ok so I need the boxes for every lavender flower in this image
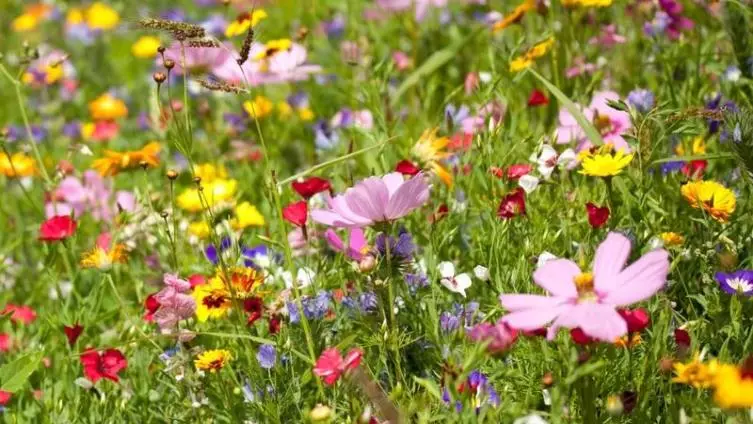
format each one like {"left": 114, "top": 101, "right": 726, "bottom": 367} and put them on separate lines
{"left": 358, "top": 292, "right": 378, "bottom": 313}
{"left": 375, "top": 231, "right": 416, "bottom": 260}
{"left": 257, "top": 344, "right": 277, "bottom": 369}
{"left": 627, "top": 89, "right": 654, "bottom": 113}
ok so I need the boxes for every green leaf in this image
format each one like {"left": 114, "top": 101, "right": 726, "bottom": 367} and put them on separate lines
{"left": 649, "top": 153, "right": 736, "bottom": 165}
{"left": 0, "top": 351, "right": 44, "bottom": 393}
{"left": 412, "top": 377, "right": 443, "bottom": 402}
{"left": 528, "top": 68, "right": 604, "bottom": 147}
{"left": 564, "top": 360, "right": 606, "bottom": 386}
{"left": 391, "top": 27, "right": 483, "bottom": 105}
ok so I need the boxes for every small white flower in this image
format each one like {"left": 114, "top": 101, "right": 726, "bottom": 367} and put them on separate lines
{"left": 518, "top": 174, "right": 540, "bottom": 194}
{"left": 536, "top": 251, "right": 558, "bottom": 269}
{"left": 536, "top": 145, "right": 576, "bottom": 178}
{"left": 478, "top": 72, "right": 492, "bottom": 83}
{"left": 438, "top": 261, "right": 472, "bottom": 297}
{"left": 281, "top": 268, "right": 316, "bottom": 289}
{"left": 75, "top": 377, "right": 93, "bottom": 390}
{"left": 473, "top": 265, "right": 490, "bottom": 281}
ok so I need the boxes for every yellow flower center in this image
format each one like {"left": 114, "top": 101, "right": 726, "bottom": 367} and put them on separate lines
{"left": 574, "top": 272, "right": 596, "bottom": 301}
{"left": 593, "top": 113, "right": 613, "bottom": 136}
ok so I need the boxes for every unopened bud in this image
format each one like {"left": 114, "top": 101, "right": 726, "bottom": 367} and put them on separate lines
{"left": 309, "top": 404, "right": 332, "bottom": 421}
{"left": 166, "top": 169, "right": 178, "bottom": 180}
{"left": 192, "top": 176, "right": 202, "bottom": 185}
{"left": 541, "top": 372, "right": 554, "bottom": 387}
{"left": 606, "top": 394, "right": 623, "bottom": 416}
{"left": 157, "top": 46, "right": 166, "bottom": 54}
{"left": 160, "top": 211, "right": 169, "bottom": 219}
{"left": 358, "top": 255, "right": 376, "bottom": 273}
{"left": 659, "top": 357, "right": 674, "bottom": 374}
{"left": 164, "top": 59, "right": 175, "bottom": 70}
{"left": 153, "top": 72, "right": 167, "bottom": 84}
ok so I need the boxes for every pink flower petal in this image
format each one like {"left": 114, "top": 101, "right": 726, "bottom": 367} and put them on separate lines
{"left": 593, "top": 232, "right": 632, "bottom": 293}
{"left": 501, "top": 305, "right": 571, "bottom": 330}
{"left": 499, "top": 294, "right": 569, "bottom": 311}
{"left": 602, "top": 250, "right": 669, "bottom": 306}
{"left": 532, "top": 259, "right": 580, "bottom": 298}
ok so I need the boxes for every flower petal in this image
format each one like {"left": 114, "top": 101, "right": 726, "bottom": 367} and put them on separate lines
{"left": 593, "top": 232, "right": 632, "bottom": 293}
{"left": 602, "top": 250, "right": 669, "bottom": 306}
{"left": 500, "top": 294, "right": 569, "bottom": 311}
{"left": 532, "top": 259, "right": 580, "bottom": 297}
{"left": 502, "top": 305, "right": 570, "bottom": 330}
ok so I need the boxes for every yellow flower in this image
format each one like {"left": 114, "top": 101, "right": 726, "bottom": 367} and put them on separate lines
{"left": 67, "top": 8, "right": 85, "bottom": 25}
{"left": 231, "top": 202, "right": 265, "bottom": 230}
{"left": 660, "top": 232, "right": 685, "bottom": 247}
{"left": 492, "top": 0, "right": 536, "bottom": 33}
{"left": 91, "top": 142, "right": 161, "bottom": 176}
{"left": 509, "top": 38, "right": 555, "bottom": 73}
{"left": 412, "top": 128, "right": 453, "bottom": 187}
{"left": 80, "top": 244, "right": 127, "bottom": 270}
{"left": 253, "top": 39, "right": 293, "bottom": 60}
{"left": 131, "top": 36, "right": 161, "bottom": 58}
{"left": 193, "top": 278, "right": 232, "bottom": 322}
{"left": 298, "top": 107, "right": 315, "bottom": 121}
{"left": 243, "top": 96, "right": 274, "bottom": 119}
{"left": 680, "top": 180, "right": 736, "bottom": 223}
{"left": 213, "top": 267, "right": 265, "bottom": 297}
{"left": 23, "top": 61, "right": 64, "bottom": 85}
{"left": 89, "top": 93, "right": 128, "bottom": 121}
{"left": 277, "top": 102, "right": 293, "bottom": 117}
{"left": 713, "top": 361, "right": 753, "bottom": 409}
{"left": 225, "top": 10, "right": 267, "bottom": 37}
{"left": 85, "top": 2, "right": 120, "bottom": 31}
{"left": 673, "top": 354, "right": 720, "bottom": 389}
{"left": 188, "top": 221, "right": 211, "bottom": 239}
{"left": 11, "top": 4, "right": 53, "bottom": 32}
{"left": 614, "top": 333, "right": 641, "bottom": 348}
{"left": 675, "top": 136, "right": 706, "bottom": 156}
{"left": 194, "top": 349, "right": 232, "bottom": 372}
{"left": 0, "top": 153, "right": 36, "bottom": 178}
{"left": 193, "top": 163, "right": 227, "bottom": 183}
{"left": 177, "top": 179, "right": 237, "bottom": 212}
{"left": 579, "top": 150, "right": 634, "bottom": 177}
{"left": 562, "top": 0, "right": 613, "bottom": 7}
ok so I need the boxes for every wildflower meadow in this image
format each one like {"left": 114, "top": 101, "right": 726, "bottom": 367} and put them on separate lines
{"left": 3, "top": 0, "right": 753, "bottom": 422}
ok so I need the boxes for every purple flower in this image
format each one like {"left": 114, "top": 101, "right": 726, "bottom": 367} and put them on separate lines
{"left": 313, "top": 120, "right": 340, "bottom": 150}
{"left": 242, "top": 245, "right": 275, "bottom": 269}
{"left": 375, "top": 231, "right": 416, "bottom": 260}
{"left": 205, "top": 237, "right": 233, "bottom": 265}
{"left": 440, "top": 311, "right": 460, "bottom": 333}
{"left": 627, "top": 89, "right": 654, "bottom": 113}
{"left": 311, "top": 173, "right": 430, "bottom": 228}
{"left": 358, "top": 292, "right": 378, "bottom": 313}
{"left": 321, "top": 14, "right": 346, "bottom": 38}
{"left": 405, "top": 273, "right": 429, "bottom": 293}
{"left": 715, "top": 270, "right": 753, "bottom": 295}
{"left": 62, "top": 122, "right": 82, "bottom": 139}
{"left": 256, "top": 344, "right": 277, "bottom": 369}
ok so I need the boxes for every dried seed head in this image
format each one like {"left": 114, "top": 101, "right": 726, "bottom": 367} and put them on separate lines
{"left": 160, "top": 211, "right": 169, "bottom": 219}
{"left": 237, "top": 28, "right": 255, "bottom": 66}
{"left": 192, "top": 176, "right": 202, "bottom": 185}
{"left": 153, "top": 72, "right": 167, "bottom": 84}
{"left": 187, "top": 39, "right": 220, "bottom": 48}
{"left": 164, "top": 59, "right": 175, "bottom": 70}
{"left": 137, "top": 18, "right": 205, "bottom": 40}
{"left": 166, "top": 169, "right": 178, "bottom": 180}
{"left": 196, "top": 79, "right": 244, "bottom": 93}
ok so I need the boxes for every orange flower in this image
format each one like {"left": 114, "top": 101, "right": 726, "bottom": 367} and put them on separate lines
{"left": 492, "top": 0, "right": 536, "bottom": 33}
{"left": 91, "top": 142, "right": 161, "bottom": 176}
{"left": 89, "top": 93, "right": 128, "bottom": 121}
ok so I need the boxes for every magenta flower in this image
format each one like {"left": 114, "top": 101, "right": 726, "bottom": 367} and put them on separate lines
{"left": 311, "top": 173, "right": 430, "bottom": 228}
{"left": 153, "top": 274, "right": 196, "bottom": 332}
{"left": 467, "top": 320, "right": 518, "bottom": 355}
{"left": 554, "top": 91, "right": 632, "bottom": 153}
{"left": 499, "top": 232, "right": 669, "bottom": 342}
{"left": 324, "top": 228, "right": 369, "bottom": 260}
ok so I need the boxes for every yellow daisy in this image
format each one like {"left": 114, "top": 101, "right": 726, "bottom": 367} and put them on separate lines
{"left": 231, "top": 202, "right": 265, "bottom": 230}
{"left": 713, "top": 360, "right": 753, "bottom": 409}
{"left": 672, "top": 354, "right": 719, "bottom": 389}
{"left": 561, "top": 0, "right": 613, "bottom": 7}
{"left": 412, "top": 128, "right": 453, "bottom": 186}
{"left": 492, "top": 0, "right": 536, "bottom": 33}
{"left": 0, "top": 153, "right": 36, "bottom": 178}
{"left": 579, "top": 150, "right": 634, "bottom": 177}
{"left": 660, "top": 232, "right": 685, "bottom": 247}
{"left": 510, "top": 38, "right": 555, "bottom": 73}
{"left": 91, "top": 142, "right": 161, "bottom": 177}
{"left": 177, "top": 179, "right": 238, "bottom": 212}
{"left": 193, "top": 278, "right": 232, "bottom": 322}
{"left": 225, "top": 10, "right": 267, "bottom": 37}
{"left": 85, "top": 2, "right": 120, "bottom": 31}
{"left": 131, "top": 36, "right": 161, "bottom": 59}
{"left": 194, "top": 349, "right": 232, "bottom": 372}
{"left": 680, "top": 180, "right": 736, "bottom": 223}
{"left": 89, "top": 93, "right": 128, "bottom": 121}
{"left": 243, "top": 96, "right": 274, "bottom": 119}
{"left": 80, "top": 244, "right": 127, "bottom": 270}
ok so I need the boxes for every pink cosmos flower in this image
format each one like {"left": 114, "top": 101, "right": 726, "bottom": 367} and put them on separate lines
{"left": 311, "top": 173, "right": 430, "bottom": 228}
{"left": 313, "top": 347, "right": 363, "bottom": 385}
{"left": 499, "top": 232, "right": 669, "bottom": 342}
{"left": 554, "top": 91, "right": 632, "bottom": 153}
{"left": 45, "top": 170, "right": 136, "bottom": 221}
{"left": 162, "top": 42, "right": 232, "bottom": 76}
{"left": 152, "top": 274, "right": 196, "bottom": 332}
{"left": 217, "top": 42, "right": 321, "bottom": 86}
{"left": 324, "top": 228, "right": 369, "bottom": 261}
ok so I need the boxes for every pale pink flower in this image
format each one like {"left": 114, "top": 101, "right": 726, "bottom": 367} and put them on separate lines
{"left": 374, "top": 0, "right": 448, "bottom": 21}
{"left": 162, "top": 42, "right": 232, "bottom": 76}
{"left": 324, "top": 228, "right": 369, "bottom": 261}
{"left": 499, "top": 232, "right": 669, "bottom": 342}
{"left": 588, "top": 25, "right": 627, "bottom": 47}
{"left": 45, "top": 171, "right": 136, "bottom": 221}
{"left": 554, "top": 91, "right": 632, "bottom": 153}
{"left": 153, "top": 273, "right": 195, "bottom": 332}
{"left": 565, "top": 56, "right": 598, "bottom": 79}
{"left": 216, "top": 43, "right": 321, "bottom": 86}
{"left": 311, "top": 173, "right": 430, "bottom": 228}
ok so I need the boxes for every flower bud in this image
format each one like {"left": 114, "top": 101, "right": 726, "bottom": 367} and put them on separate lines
{"left": 358, "top": 255, "right": 376, "bottom": 273}
{"left": 309, "top": 404, "right": 332, "bottom": 421}
{"left": 166, "top": 169, "right": 178, "bottom": 180}
{"left": 153, "top": 72, "right": 167, "bottom": 84}
{"left": 606, "top": 394, "right": 623, "bottom": 416}
{"left": 164, "top": 59, "right": 175, "bottom": 70}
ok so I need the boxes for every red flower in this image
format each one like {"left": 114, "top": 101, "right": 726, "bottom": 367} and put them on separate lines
{"left": 497, "top": 188, "right": 526, "bottom": 219}
{"left": 39, "top": 216, "right": 77, "bottom": 242}
{"left": 2, "top": 304, "right": 37, "bottom": 325}
{"left": 681, "top": 160, "right": 707, "bottom": 179}
{"left": 0, "top": 391, "right": 11, "bottom": 406}
{"left": 527, "top": 89, "right": 549, "bottom": 107}
{"left": 0, "top": 333, "right": 11, "bottom": 353}
{"left": 143, "top": 293, "right": 160, "bottom": 322}
{"left": 448, "top": 133, "right": 472, "bottom": 151}
{"left": 522, "top": 328, "right": 547, "bottom": 338}
{"left": 80, "top": 348, "right": 128, "bottom": 383}
{"left": 395, "top": 159, "right": 421, "bottom": 176}
{"left": 292, "top": 177, "right": 331, "bottom": 199}
{"left": 489, "top": 166, "right": 505, "bottom": 179}
{"left": 570, "top": 328, "right": 595, "bottom": 345}
{"left": 243, "top": 297, "right": 264, "bottom": 326}
{"left": 64, "top": 324, "right": 84, "bottom": 346}
{"left": 674, "top": 329, "right": 691, "bottom": 348}
{"left": 313, "top": 347, "right": 363, "bottom": 385}
{"left": 282, "top": 201, "right": 308, "bottom": 227}
{"left": 585, "top": 202, "right": 610, "bottom": 229}
{"left": 506, "top": 164, "right": 533, "bottom": 180}
{"left": 188, "top": 274, "right": 206, "bottom": 288}
{"left": 618, "top": 308, "right": 650, "bottom": 333}
{"left": 268, "top": 315, "right": 282, "bottom": 335}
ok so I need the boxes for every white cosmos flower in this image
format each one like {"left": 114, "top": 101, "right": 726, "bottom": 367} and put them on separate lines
{"left": 518, "top": 174, "right": 540, "bottom": 194}
{"left": 438, "top": 261, "right": 472, "bottom": 297}
{"left": 536, "top": 145, "right": 576, "bottom": 178}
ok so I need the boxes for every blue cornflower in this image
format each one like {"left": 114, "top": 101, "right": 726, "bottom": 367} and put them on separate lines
{"left": 627, "top": 89, "right": 655, "bottom": 113}
{"left": 256, "top": 344, "right": 277, "bottom": 369}
{"left": 358, "top": 291, "right": 378, "bottom": 313}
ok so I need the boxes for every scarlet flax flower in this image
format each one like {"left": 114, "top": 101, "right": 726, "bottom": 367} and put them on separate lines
{"left": 282, "top": 201, "right": 308, "bottom": 227}
{"left": 39, "top": 215, "right": 77, "bottom": 242}
{"left": 497, "top": 188, "right": 526, "bottom": 219}
{"left": 64, "top": 324, "right": 84, "bottom": 346}
{"left": 313, "top": 347, "right": 363, "bottom": 385}
{"left": 395, "top": 159, "right": 421, "bottom": 176}
{"left": 292, "top": 177, "right": 331, "bottom": 199}
{"left": 499, "top": 232, "right": 669, "bottom": 341}
{"left": 586, "top": 202, "right": 610, "bottom": 228}
{"left": 527, "top": 90, "right": 549, "bottom": 107}
{"left": 80, "top": 348, "right": 128, "bottom": 383}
